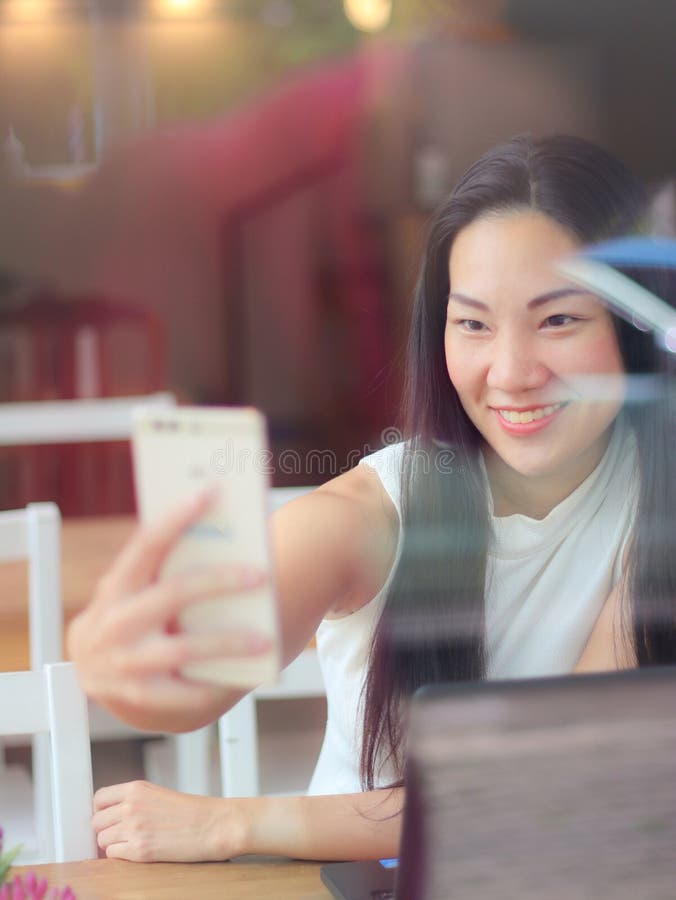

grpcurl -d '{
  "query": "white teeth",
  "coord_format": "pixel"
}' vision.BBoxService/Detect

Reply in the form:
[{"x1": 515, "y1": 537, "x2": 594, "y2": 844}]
[{"x1": 498, "y1": 403, "x2": 564, "y2": 424}]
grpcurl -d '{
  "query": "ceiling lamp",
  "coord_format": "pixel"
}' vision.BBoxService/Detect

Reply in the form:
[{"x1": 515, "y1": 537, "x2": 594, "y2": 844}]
[
  {"x1": 1, "y1": 0, "x2": 55, "y2": 24},
  {"x1": 343, "y1": 0, "x2": 392, "y2": 33}
]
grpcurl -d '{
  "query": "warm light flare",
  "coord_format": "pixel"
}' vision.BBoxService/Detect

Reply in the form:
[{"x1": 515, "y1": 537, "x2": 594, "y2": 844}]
[
  {"x1": 151, "y1": 0, "x2": 212, "y2": 16},
  {"x1": 343, "y1": 0, "x2": 392, "y2": 33},
  {"x1": 1, "y1": 0, "x2": 55, "y2": 24}
]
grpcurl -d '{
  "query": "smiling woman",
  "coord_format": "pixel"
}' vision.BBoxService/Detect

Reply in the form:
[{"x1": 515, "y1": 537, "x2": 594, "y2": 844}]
[
  {"x1": 68, "y1": 134, "x2": 676, "y2": 866},
  {"x1": 445, "y1": 210, "x2": 627, "y2": 513},
  {"x1": 361, "y1": 133, "x2": 676, "y2": 791}
]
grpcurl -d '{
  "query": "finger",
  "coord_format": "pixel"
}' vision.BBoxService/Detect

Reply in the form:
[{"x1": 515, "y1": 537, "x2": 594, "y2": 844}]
[
  {"x1": 98, "y1": 828, "x2": 130, "y2": 855},
  {"x1": 97, "y1": 821, "x2": 156, "y2": 862},
  {"x1": 105, "y1": 489, "x2": 217, "y2": 592},
  {"x1": 92, "y1": 804, "x2": 124, "y2": 834},
  {"x1": 105, "y1": 841, "x2": 141, "y2": 861},
  {"x1": 97, "y1": 826, "x2": 119, "y2": 852},
  {"x1": 111, "y1": 628, "x2": 272, "y2": 677},
  {"x1": 93, "y1": 782, "x2": 136, "y2": 812},
  {"x1": 111, "y1": 564, "x2": 268, "y2": 636}
]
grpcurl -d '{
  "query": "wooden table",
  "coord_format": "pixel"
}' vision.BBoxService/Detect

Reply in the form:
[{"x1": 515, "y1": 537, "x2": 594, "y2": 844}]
[
  {"x1": 11, "y1": 858, "x2": 330, "y2": 899},
  {"x1": 0, "y1": 515, "x2": 135, "y2": 671}
]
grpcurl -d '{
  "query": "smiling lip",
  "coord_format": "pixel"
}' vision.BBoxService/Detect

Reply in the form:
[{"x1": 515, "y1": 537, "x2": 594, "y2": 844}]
[{"x1": 492, "y1": 402, "x2": 568, "y2": 435}]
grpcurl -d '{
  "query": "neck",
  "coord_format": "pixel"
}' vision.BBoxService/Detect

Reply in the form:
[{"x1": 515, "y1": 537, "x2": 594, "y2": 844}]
[{"x1": 484, "y1": 426, "x2": 615, "y2": 520}]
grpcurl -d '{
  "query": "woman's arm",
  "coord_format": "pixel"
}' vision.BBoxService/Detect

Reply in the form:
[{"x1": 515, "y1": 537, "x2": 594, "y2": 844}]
[
  {"x1": 67, "y1": 465, "x2": 397, "y2": 732},
  {"x1": 92, "y1": 781, "x2": 403, "y2": 863}
]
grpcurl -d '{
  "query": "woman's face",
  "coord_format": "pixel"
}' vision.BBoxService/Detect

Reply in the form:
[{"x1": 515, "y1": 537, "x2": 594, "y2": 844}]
[{"x1": 444, "y1": 210, "x2": 626, "y2": 490}]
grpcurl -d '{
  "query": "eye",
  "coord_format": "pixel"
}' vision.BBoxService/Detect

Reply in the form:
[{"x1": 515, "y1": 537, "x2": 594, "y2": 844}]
[
  {"x1": 543, "y1": 314, "x2": 579, "y2": 328},
  {"x1": 456, "y1": 319, "x2": 487, "y2": 333}
]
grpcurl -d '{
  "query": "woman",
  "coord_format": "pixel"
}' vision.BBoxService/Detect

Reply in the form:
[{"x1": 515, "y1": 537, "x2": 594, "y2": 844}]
[{"x1": 68, "y1": 134, "x2": 676, "y2": 863}]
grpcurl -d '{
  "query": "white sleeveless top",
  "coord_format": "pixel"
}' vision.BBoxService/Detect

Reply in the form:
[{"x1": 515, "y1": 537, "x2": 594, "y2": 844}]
[{"x1": 307, "y1": 419, "x2": 638, "y2": 796}]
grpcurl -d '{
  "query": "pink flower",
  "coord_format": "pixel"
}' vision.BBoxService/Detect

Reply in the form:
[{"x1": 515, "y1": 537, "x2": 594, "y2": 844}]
[{"x1": 0, "y1": 824, "x2": 74, "y2": 899}]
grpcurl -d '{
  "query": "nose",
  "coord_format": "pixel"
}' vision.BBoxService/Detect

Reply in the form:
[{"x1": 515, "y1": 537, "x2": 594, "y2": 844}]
[{"x1": 485, "y1": 331, "x2": 549, "y2": 393}]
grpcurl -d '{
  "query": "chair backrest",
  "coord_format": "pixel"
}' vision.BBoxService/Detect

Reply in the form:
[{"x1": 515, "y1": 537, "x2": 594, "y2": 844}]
[
  {"x1": 0, "y1": 392, "x2": 176, "y2": 515},
  {"x1": 0, "y1": 662, "x2": 96, "y2": 863},
  {"x1": 0, "y1": 392, "x2": 176, "y2": 447},
  {"x1": 0, "y1": 503, "x2": 62, "y2": 862},
  {"x1": 0, "y1": 502, "x2": 62, "y2": 669}
]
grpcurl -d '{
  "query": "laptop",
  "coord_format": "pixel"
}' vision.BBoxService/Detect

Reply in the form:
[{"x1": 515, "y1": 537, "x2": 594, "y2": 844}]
[{"x1": 321, "y1": 667, "x2": 676, "y2": 900}]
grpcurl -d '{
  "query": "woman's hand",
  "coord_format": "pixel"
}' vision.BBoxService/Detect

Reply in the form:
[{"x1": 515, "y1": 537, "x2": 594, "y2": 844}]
[
  {"x1": 67, "y1": 490, "x2": 271, "y2": 732},
  {"x1": 92, "y1": 781, "x2": 249, "y2": 862}
]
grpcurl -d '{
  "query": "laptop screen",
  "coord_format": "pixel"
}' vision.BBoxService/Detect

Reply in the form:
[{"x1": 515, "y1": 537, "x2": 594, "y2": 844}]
[{"x1": 397, "y1": 667, "x2": 676, "y2": 900}]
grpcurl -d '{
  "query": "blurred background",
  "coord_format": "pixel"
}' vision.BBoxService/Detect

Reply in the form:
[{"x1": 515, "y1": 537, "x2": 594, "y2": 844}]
[
  {"x1": 1, "y1": 0, "x2": 676, "y2": 855},
  {"x1": 1, "y1": 0, "x2": 675, "y2": 514}
]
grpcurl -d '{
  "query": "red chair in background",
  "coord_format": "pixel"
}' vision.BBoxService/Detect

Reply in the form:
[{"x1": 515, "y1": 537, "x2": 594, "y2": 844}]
[{"x1": 0, "y1": 294, "x2": 166, "y2": 515}]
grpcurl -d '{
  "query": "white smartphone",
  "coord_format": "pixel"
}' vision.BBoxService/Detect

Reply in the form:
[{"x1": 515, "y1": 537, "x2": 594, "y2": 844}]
[{"x1": 131, "y1": 405, "x2": 279, "y2": 688}]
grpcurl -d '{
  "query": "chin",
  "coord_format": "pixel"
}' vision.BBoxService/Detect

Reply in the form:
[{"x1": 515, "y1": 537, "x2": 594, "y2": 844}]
[
  {"x1": 487, "y1": 436, "x2": 571, "y2": 477},
  {"x1": 502, "y1": 457, "x2": 561, "y2": 480},
  {"x1": 527, "y1": 463, "x2": 568, "y2": 482}
]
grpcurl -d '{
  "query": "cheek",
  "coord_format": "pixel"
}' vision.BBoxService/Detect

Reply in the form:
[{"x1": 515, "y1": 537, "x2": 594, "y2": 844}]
[
  {"x1": 444, "y1": 333, "x2": 462, "y2": 388},
  {"x1": 444, "y1": 333, "x2": 478, "y2": 400},
  {"x1": 588, "y1": 337, "x2": 625, "y2": 375},
  {"x1": 548, "y1": 320, "x2": 624, "y2": 376},
  {"x1": 553, "y1": 331, "x2": 626, "y2": 408},
  {"x1": 582, "y1": 316, "x2": 625, "y2": 375}
]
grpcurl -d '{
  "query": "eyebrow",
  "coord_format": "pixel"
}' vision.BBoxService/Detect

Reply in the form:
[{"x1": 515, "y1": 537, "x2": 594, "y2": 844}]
[{"x1": 447, "y1": 287, "x2": 593, "y2": 311}]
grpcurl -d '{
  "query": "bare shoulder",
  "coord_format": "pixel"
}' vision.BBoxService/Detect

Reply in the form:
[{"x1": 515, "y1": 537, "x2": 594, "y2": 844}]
[{"x1": 317, "y1": 459, "x2": 398, "y2": 529}]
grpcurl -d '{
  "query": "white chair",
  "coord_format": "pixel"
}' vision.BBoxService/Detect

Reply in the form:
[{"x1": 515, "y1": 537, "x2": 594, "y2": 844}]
[
  {"x1": 0, "y1": 662, "x2": 96, "y2": 862},
  {"x1": 0, "y1": 392, "x2": 176, "y2": 446},
  {"x1": 218, "y1": 485, "x2": 325, "y2": 798},
  {"x1": 168, "y1": 486, "x2": 326, "y2": 798},
  {"x1": 0, "y1": 502, "x2": 61, "y2": 861},
  {"x1": 219, "y1": 646, "x2": 325, "y2": 798},
  {"x1": 0, "y1": 394, "x2": 185, "y2": 790},
  {"x1": 0, "y1": 503, "x2": 62, "y2": 669}
]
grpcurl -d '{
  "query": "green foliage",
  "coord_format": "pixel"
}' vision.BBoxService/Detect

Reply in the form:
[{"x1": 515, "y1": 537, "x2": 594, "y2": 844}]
[{"x1": 0, "y1": 842, "x2": 22, "y2": 886}]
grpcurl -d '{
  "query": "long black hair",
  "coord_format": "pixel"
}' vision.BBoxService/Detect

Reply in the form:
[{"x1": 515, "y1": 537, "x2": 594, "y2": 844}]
[{"x1": 361, "y1": 134, "x2": 676, "y2": 789}]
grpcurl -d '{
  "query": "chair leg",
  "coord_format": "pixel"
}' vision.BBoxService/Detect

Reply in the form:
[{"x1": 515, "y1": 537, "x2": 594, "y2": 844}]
[
  {"x1": 46, "y1": 663, "x2": 96, "y2": 863},
  {"x1": 218, "y1": 694, "x2": 259, "y2": 798},
  {"x1": 174, "y1": 726, "x2": 213, "y2": 796},
  {"x1": 32, "y1": 732, "x2": 54, "y2": 863}
]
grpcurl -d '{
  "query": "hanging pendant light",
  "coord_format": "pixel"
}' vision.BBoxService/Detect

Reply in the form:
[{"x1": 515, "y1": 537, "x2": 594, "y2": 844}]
[
  {"x1": 1, "y1": 0, "x2": 55, "y2": 24},
  {"x1": 343, "y1": 0, "x2": 392, "y2": 33},
  {"x1": 152, "y1": 0, "x2": 211, "y2": 17}
]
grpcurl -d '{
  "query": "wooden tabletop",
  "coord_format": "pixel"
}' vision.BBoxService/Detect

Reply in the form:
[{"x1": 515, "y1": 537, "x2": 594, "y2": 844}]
[
  {"x1": 11, "y1": 857, "x2": 331, "y2": 899},
  {"x1": 0, "y1": 515, "x2": 135, "y2": 671}
]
